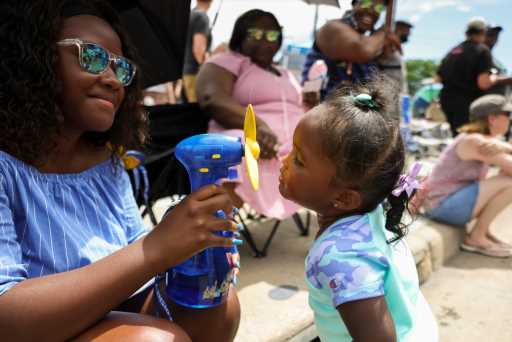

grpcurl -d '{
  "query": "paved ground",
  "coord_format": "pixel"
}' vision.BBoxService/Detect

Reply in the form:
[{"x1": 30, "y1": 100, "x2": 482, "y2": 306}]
[
  {"x1": 233, "y1": 212, "x2": 315, "y2": 342},
  {"x1": 148, "y1": 197, "x2": 512, "y2": 342},
  {"x1": 146, "y1": 202, "x2": 317, "y2": 342},
  {"x1": 421, "y1": 209, "x2": 512, "y2": 342}
]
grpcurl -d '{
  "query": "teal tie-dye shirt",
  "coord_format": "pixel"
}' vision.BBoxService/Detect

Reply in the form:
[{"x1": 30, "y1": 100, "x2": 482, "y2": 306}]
[{"x1": 305, "y1": 206, "x2": 438, "y2": 342}]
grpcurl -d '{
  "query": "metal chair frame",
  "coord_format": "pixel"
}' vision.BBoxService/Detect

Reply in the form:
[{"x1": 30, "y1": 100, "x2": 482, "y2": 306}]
[
  {"x1": 236, "y1": 211, "x2": 311, "y2": 257},
  {"x1": 128, "y1": 103, "x2": 311, "y2": 257}
]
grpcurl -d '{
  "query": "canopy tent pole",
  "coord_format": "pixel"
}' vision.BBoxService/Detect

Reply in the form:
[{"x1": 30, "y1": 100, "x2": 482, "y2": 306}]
[{"x1": 312, "y1": 4, "x2": 319, "y2": 40}]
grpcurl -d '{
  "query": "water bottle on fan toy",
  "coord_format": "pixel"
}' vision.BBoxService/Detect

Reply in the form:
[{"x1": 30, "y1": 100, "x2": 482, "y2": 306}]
[{"x1": 165, "y1": 105, "x2": 260, "y2": 308}]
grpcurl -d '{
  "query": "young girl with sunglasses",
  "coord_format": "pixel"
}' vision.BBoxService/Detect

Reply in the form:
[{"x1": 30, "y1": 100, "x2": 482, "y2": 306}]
[
  {"x1": 0, "y1": 1, "x2": 241, "y2": 341},
  {"x1": 279, "y1": 79, "x2": 438, "y2": 341}
]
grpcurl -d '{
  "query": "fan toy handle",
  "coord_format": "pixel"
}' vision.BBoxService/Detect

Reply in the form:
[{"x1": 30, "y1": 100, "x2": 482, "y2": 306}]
[{"x1": 165, "y1": 105, "x2": 259, "y2": 308}]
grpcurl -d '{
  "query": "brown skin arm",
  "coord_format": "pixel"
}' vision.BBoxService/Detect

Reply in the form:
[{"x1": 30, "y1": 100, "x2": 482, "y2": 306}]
[
  {"x1": 478, "y1": 72, "x2": 512, "y2": 90},
  {"x1": 192, "y1": 33, "x2": 209, "y2": 65},
  {"x1": 316, "y1": 21, "x2": 387, "y2": 64},
  {"x1": 196, "y1": 63, "x2": 279, "y2": 159},
  {"x1": 337, "y1": 296, "x2": 397, "y2": 342},
  {"x1": 0, "y1": 239, "x2": 157, "y2": 342},
  {"x1": 492, "y1": 75, "x2": 512, "y2": 86},
  {"x1": 196, "y1": 63, "x2": 247, "y2": 130},
  {"x1": 0, "y1": 185, "x2": 237, "y2": 341}
]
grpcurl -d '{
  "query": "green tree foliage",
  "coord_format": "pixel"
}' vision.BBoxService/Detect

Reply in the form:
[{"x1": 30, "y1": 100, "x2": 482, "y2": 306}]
[{"x1": 406, "y1": 59, "x2": 439, "y2": 95}]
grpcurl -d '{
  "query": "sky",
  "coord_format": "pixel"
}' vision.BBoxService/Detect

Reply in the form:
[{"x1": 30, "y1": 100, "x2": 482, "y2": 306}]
[{"x1": 194, "y1": 0, "x2": 511, "y2": 72}]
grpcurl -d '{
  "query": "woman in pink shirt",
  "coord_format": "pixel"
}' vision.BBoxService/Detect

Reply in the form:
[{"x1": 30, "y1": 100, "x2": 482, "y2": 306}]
[
  {"x1": 422, "y1": 94, "x2": 512, "y2": 258},
  {"x1": 196, "y1": 9, "x2": 307, "y2": 220}
]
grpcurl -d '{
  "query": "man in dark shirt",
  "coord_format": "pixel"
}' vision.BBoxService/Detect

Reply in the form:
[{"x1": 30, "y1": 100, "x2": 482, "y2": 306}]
[
  {"x1": 438, "y1": 18, "x2": 512, "y2": 136},
  {"x1": 183, "y1": 0, "x2": 212, "y2": 103}
]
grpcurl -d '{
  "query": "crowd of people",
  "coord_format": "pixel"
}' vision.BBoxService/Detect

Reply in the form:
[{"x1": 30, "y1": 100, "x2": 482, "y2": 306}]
[
  {"x1": 0, "y1": 0, "x2": 510, "y2": 341},
  {"x1": 438, "y1": 17, "x2": 512, "y2": 136},
  {"x1": 418, "y1": 17, "x2": 512, "y2": 258}
]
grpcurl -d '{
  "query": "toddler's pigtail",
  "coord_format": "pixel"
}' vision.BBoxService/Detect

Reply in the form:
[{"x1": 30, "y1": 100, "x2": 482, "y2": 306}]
[
  {"x1": 385, "y1": 162, "x2": 423, "y2": 243},
  {"x1": 385, "y1": 191, "x2": 410, "y2": 243}
]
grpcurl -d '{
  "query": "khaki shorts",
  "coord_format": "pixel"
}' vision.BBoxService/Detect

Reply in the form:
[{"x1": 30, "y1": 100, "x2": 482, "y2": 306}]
[{"x1": 183, "y1": 74, "x2": 197, "y2": 103}]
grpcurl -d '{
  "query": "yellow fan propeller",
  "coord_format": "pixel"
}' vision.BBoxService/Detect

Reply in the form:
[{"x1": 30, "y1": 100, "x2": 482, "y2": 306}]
[{"x1": 243, "y1": 104, "x2": 260, "y2": 191}]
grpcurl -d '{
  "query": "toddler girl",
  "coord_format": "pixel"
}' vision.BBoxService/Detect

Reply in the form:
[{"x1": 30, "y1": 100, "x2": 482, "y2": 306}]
[{"x1": 279, "y1": 79, "x2": 438, "y2": 341}]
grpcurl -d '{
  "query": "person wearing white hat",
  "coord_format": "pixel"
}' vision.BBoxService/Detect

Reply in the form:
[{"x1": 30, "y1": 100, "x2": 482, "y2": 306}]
[
  {"x1": 438, "y1": 17, "x2": 512, "y2": 136},
  {"x1": 419, "y1": 94, "x2": 512, "y2": 258}
]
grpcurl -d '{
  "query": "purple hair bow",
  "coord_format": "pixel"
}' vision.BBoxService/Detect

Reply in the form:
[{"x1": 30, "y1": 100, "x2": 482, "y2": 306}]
[{"x1": 392, "y1": 162, "x2": 423, "y2": 197}]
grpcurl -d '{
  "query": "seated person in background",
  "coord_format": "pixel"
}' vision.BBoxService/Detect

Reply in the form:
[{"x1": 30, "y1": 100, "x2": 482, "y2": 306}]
[
  {"x1": 196, "y1": 9, "x2": 304, "y2": 220},
  {"x1": 420, "y1": 94, "x2": 512, "y2": 258}
]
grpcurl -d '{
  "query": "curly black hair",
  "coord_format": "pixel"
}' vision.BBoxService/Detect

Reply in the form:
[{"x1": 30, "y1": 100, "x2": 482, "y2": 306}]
[
  {"x1": 0, "y1": 0, "x2": 147, "y2": 166},
  {"x1": 320, "y1": 77, "x2": 410, "y2": 243}
]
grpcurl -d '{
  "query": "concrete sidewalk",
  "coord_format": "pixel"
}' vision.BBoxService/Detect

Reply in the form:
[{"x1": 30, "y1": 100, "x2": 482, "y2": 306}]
[
  {"x1": 421, "y1": 208, "x2": 512, "y2": 341},
  {"x1": 230, "y1": 210, "x2": 465, "y2": 342},
  {"x1": 147, "y1": 197, "x2": 467, "y2": 341}
]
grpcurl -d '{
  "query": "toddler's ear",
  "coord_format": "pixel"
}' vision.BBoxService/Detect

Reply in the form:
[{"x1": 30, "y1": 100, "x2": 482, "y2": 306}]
[{"x1": 332, "y1": 189, "x2": 361, "y2": 211}]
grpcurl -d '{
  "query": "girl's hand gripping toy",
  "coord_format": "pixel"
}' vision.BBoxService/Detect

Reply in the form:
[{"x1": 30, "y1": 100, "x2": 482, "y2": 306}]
[{"x1": 165, "y1": 104, "x2": 260, "y2": 308}]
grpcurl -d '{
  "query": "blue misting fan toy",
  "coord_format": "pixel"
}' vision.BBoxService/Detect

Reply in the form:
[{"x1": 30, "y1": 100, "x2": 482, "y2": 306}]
[{"x1": 165, "y1": 104, "x2": 260, "y2": 309}]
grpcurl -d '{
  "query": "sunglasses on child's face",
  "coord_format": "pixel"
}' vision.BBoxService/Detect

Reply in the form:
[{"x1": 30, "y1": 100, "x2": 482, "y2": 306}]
[
  {"x1": 57, "y1": 38, "x2": 136, "y2": 86},
  {"x1": 247, "y1": 28, "x2": 281, "y2": 43},
  {"x1": 358, "y1": 0, "x2": 386, "y2": 14}
]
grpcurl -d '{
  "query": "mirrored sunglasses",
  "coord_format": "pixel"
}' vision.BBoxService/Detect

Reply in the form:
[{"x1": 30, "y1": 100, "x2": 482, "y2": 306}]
[
  {"x1": 359, "y1": 0, "x2": 386, "y2": 14},
  {"x1": 247, "y1": 28, "x2": 281, "y2": 43},
  {"x1": 57, "y1": 38, "x2": 136, "y2": 86}
]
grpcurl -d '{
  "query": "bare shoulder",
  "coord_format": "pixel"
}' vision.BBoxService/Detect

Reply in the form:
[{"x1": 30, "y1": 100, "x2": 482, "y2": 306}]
[
  {"x1": 200, "y1": 61, "x2": 231, "y2": 75},
  {"x1": 197, "y1": 62, "x2": 236, "y2": 86},
  {"x1": 316, "y1": 20, "x2": 362, "y2": 61},
  {"x1": 457, "y1": 133, "x2": 487, "y2": 149},
  {"x1": 456, "y1": 134, "x2": 491, "y2": 161},
  {"x1": 318, "y1": 19, "x2": 353, "y2": 38}
]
